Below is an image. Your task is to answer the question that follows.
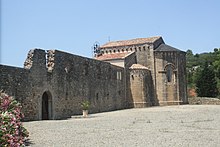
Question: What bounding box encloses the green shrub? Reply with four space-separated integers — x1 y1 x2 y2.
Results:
81 100 90 110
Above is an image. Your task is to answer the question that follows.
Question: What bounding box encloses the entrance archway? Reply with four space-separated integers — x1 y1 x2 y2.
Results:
42 91 52 120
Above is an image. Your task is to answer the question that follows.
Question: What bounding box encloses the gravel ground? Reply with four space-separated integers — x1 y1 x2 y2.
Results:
23 105 220 147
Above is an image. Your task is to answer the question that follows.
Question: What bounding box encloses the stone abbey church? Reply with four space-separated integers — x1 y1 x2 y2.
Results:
0 36 188 121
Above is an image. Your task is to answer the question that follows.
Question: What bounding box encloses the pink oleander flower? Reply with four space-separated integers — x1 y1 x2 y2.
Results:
0 91 29 146
1 99 10 109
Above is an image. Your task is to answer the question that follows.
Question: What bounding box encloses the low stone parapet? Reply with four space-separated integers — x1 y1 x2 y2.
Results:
189 97 220 105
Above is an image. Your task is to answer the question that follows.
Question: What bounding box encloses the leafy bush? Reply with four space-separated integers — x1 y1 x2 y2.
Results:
0 91 29 147
81 100 90 110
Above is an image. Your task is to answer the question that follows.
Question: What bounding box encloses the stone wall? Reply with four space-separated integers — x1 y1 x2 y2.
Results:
0 39 188 120
1 49 50 120
129 67 152 107
177 53 188 104
124 52 136 68
50 50 127 119
188 97 220 105
0 49 128 121
0 65 36 120
134 44 158 105
154 51 187 105
135 44 153 69
0 65 30 100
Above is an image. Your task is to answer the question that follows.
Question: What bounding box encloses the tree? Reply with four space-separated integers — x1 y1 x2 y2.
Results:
186 49 195 87
213 49 220 96
186 49 193 57
213 49 220 78
195 62 218 97
214 48 219 53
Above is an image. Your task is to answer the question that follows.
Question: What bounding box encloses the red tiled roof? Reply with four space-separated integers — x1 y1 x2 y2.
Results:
100 36 161 48
95 52 131 60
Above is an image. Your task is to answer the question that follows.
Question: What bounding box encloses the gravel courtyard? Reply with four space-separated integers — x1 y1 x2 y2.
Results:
23 105 220 147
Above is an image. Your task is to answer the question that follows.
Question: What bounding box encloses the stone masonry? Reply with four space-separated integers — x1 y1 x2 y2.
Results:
96 36 188 107
0 36 188 121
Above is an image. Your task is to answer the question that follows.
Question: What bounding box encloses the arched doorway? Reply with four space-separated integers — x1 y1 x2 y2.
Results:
42 91 52 120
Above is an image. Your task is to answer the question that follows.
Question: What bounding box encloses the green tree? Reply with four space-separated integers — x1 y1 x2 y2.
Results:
214 48 219 53
186 49 193 57
213 49 220 78
213 49 220 96
195 62 218 97
186 49 195 87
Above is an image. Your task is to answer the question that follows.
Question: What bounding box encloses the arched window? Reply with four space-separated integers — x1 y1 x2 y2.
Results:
165 64 175 83
166 66 172 82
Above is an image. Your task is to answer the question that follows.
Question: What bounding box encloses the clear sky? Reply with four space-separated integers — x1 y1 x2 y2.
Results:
1 0 220 67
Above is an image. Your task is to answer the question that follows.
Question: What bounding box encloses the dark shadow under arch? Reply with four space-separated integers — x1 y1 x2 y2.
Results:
164 63 176 83
42 91 52 120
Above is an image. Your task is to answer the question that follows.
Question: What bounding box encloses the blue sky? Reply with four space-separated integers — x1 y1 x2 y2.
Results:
1 0 220 67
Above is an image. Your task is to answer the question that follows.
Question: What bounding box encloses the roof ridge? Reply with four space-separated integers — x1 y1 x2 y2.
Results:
101 36 162 48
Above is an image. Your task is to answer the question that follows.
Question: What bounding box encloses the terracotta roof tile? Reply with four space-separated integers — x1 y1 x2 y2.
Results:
100 36 161 48
95 52 131 60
